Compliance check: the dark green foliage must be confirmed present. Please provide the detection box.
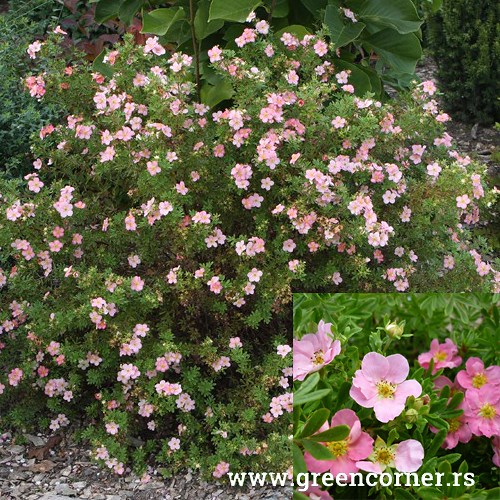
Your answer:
[0,1,63,178]
[427,0,500,124]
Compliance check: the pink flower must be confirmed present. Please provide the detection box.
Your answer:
[356,437,424,473]
[293,321,341,381]
[105,422,119,435]
[463,385,500,437]
[456,194,471,209]
[304,409,373,476]
[300,486,333,499]
[131,276,144,291]
[418,338,462,374]
[456,357,500,390]
[350,352,422,423]
[492,436,500,467]
[213,461,230,478]
[277,344,291,357]
[229,337,242,349]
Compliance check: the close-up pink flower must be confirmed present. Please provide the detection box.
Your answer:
[293,320,341,381]
[356,437,424,473]
[418,338,462,374]
[350,352,422,423]
[304,409,373,477]
[463,385,500,437]
[456,357,500,390]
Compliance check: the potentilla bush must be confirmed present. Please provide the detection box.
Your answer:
[0,19,498,479]
[293,293,500,499]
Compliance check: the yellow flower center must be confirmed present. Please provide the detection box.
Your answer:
[312,351,325,366]
[434,351,447,362]
[374,447,395,465]
[472,373,487,389]
[377,380,396,399]
[479,403,497,420]
[448,418,461,433]
[327,439,348,458]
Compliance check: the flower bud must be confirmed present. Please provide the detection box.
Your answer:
[385,321,404,339]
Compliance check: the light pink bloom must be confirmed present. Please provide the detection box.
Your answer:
[492,436,500,467]
[356,437,424,473]
[304,409,373,476]
[456,357,500,390]
[350,352,422,423]
[293,321,341,381]
[463,385,500,437]
[418,338,462,374]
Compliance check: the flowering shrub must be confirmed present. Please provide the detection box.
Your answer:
[293,293,500,498]
[0,19,498,479]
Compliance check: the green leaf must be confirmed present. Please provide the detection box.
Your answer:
[308,424,350,442]
[119,0,144,25]
[92,50,114,79]
[295,372,320,397]
[293,492,310,500]
[300,408,330,438]
[324,5,365,48]
[393,489,416,500]
[95,0,123,24]
[209,0,262,22]
[333,59,372,96]
[275,24,312,40]
[293,388,332,407]
[292,442,307,476]
[362,29,422,74]
[426,429,447,459]
[447,391,464,410]
[416,487,443,499]
[195,0,224,40]
[350,0,422,34]
[302,439,335,460]
[200,80,234,108]
[141,7,186,36]
[426,414,449,431]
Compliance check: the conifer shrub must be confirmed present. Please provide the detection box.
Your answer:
[426,0,500,123]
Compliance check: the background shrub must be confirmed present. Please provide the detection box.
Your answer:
[426,0,500,124]
[0,0,62,178]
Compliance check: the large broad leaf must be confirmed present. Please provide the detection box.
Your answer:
[300,0,328,15]
[334,59,373,96]
[119,0,144,25]
[275,24,312,40]
[324,5,365,48]
[350,0,422,35]
[195,0,224,41]
[94,0,123,24]
[362,29,422,74]
[200,80,234,108]
[141,7,186,36]
[92,50,114,79]
[209,0,262,22]
[266,0,289,18]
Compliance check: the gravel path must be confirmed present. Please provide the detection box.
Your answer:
[0,433,291,500]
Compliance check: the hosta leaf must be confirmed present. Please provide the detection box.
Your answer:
[141,7,186,36]
[94,0,123,24]
[350,0,422,34]
[362,29,422,74]
[195,0,224,40]
[209,0,262,22]
[324,5,366,48]
[119,0,144,25]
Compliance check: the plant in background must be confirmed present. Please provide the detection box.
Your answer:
[0,21,497,478]
[293,293,500,499]
[425,0,500,124]
[90,0,425,101]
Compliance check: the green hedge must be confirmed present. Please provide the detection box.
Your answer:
[426,0,500,124]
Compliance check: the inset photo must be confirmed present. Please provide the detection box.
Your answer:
[293,293,500,499]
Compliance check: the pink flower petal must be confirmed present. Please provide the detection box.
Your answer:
[395,440,424,472]
[385,354,409,384]
[361,352,389,382]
